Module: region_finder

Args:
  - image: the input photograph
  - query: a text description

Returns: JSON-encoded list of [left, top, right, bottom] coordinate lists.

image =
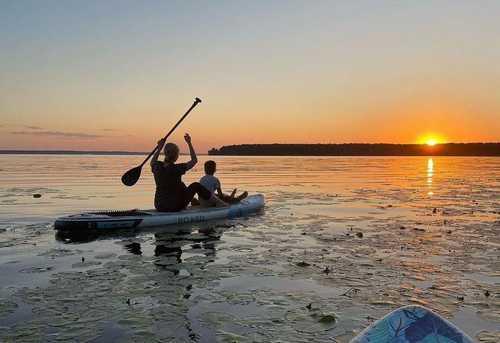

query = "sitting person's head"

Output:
[[163, 143, 179, 163], [204, 160, 216, 175]]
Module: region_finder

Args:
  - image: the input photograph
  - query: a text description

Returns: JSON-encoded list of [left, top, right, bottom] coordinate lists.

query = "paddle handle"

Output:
[[139, 97, 202, 168]]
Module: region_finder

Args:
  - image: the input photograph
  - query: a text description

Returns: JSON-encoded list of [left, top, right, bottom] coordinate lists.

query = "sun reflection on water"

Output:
[[427, 158, 434, 196]]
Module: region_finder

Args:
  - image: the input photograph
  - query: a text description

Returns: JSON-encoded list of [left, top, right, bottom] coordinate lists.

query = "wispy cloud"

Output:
[[10, 131, 103, 138], [24, 125, 43, 130], [102, 128, 116, 132]]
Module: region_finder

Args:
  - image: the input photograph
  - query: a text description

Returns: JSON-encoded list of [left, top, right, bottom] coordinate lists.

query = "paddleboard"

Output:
[[351, 305, 473, 343], [54, 194, 264, 231]]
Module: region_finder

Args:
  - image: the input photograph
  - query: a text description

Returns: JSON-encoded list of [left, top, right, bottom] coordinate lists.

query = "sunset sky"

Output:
[[1, 1, 499, 152]]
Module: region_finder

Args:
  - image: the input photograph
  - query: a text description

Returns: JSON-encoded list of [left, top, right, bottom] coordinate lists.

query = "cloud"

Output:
[[9, 130, 103, 139], [102, 128, 116, 132], [24, 125, 43, 130]]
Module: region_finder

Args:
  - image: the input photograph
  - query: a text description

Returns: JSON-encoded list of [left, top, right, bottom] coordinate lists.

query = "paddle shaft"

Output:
[[139, 98, 201, 168]]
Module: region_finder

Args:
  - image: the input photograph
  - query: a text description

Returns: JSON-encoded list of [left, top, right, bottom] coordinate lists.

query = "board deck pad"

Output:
[[89, 209, 152, 217], [351, 305, 473, 343]]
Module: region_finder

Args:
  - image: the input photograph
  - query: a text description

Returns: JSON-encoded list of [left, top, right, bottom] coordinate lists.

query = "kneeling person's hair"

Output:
[[164, 143, 179, 163]]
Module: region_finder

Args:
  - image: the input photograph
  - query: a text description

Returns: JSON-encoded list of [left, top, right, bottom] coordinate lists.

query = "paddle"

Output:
[[121, 97, 202, 186]]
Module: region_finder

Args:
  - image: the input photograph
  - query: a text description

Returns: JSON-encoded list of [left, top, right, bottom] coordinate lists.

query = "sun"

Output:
[[426, 138, 437, 146], [418, 134, 445, 146]]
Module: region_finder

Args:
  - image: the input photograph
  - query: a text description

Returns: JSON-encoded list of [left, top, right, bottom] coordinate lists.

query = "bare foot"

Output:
[[236, 191, 248, 201], [230, 188, 237, 199]]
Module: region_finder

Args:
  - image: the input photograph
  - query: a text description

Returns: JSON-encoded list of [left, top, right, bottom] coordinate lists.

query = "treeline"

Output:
[[208, 143, 500, 156]]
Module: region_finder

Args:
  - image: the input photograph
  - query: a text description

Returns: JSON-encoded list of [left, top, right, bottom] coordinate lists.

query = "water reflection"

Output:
[[427, 158, 434, 196], [55, 227, 142, 243], [54, 222, 195, 243], [54, 222, 224, 273], [125, 242, 142, 255], [152, 230, 221, 273], [427, 158, 434, 182]]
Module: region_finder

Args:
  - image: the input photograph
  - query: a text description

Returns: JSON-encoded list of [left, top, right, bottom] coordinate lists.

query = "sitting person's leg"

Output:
[[229, 188, 237, 199], [198, 196, 216, 207], [184, 182, 227, 208], [235, 191, 248, 201], [220, 190, 248, 204]]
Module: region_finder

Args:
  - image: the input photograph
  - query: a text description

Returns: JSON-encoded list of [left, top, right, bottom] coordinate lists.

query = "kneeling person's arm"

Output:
[[184, 134, 197, 170]]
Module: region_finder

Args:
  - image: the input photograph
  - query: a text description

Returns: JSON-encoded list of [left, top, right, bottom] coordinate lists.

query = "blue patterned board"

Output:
[[351, 305, 473, 343]]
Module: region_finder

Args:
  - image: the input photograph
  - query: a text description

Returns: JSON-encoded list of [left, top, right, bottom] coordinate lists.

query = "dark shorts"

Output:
[[155, 182, 211, 212]]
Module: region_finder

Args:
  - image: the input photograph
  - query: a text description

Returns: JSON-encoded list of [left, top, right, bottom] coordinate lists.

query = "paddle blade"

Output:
[[121, 166, 142, 186]]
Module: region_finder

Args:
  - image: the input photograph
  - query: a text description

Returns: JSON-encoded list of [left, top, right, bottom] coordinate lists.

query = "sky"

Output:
[[1, 0, 499, 152]]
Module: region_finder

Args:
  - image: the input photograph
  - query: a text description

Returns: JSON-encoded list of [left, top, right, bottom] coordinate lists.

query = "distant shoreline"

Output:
[[0, 150, 147, 155], [208, 143, 500, 156], [0, 150, 212, 156]]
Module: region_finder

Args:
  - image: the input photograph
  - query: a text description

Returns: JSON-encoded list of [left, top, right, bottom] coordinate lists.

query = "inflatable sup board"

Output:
[[351, 305, 473, 343], [55, 194, 264, 231]]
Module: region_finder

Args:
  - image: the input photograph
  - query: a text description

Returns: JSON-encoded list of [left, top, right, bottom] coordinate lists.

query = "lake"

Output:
[[0, 155, 499, 342]]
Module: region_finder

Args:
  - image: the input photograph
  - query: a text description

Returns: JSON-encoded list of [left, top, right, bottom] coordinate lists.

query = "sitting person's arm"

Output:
[[217, 181, 236, 199], [151, 138, 166, 169], [184, 133, 198, 170], [216, 185, 224, 198]]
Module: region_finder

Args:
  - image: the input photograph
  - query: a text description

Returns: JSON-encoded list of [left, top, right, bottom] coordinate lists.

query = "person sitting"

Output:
[[151, 134, 227, 212], [199, 160, 248, 207]]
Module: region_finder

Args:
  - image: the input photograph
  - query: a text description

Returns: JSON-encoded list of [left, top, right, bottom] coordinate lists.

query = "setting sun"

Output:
[[426, 139, 437, 146], [418, 134, 445, 146]]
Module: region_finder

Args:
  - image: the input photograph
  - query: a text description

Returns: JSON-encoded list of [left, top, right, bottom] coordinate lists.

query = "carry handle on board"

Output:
[[121, 97, 202, 186]]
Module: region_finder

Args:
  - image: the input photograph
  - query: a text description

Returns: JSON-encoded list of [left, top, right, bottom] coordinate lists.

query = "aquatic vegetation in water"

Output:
[[38, 248, 82, 259], [0, 298, 18, 318], [1, 156, 499, 341], [477, 330, 500, 342]]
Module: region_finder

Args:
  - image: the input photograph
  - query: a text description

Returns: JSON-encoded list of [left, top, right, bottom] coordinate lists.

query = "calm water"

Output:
[[0, 155, 499, 342]]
